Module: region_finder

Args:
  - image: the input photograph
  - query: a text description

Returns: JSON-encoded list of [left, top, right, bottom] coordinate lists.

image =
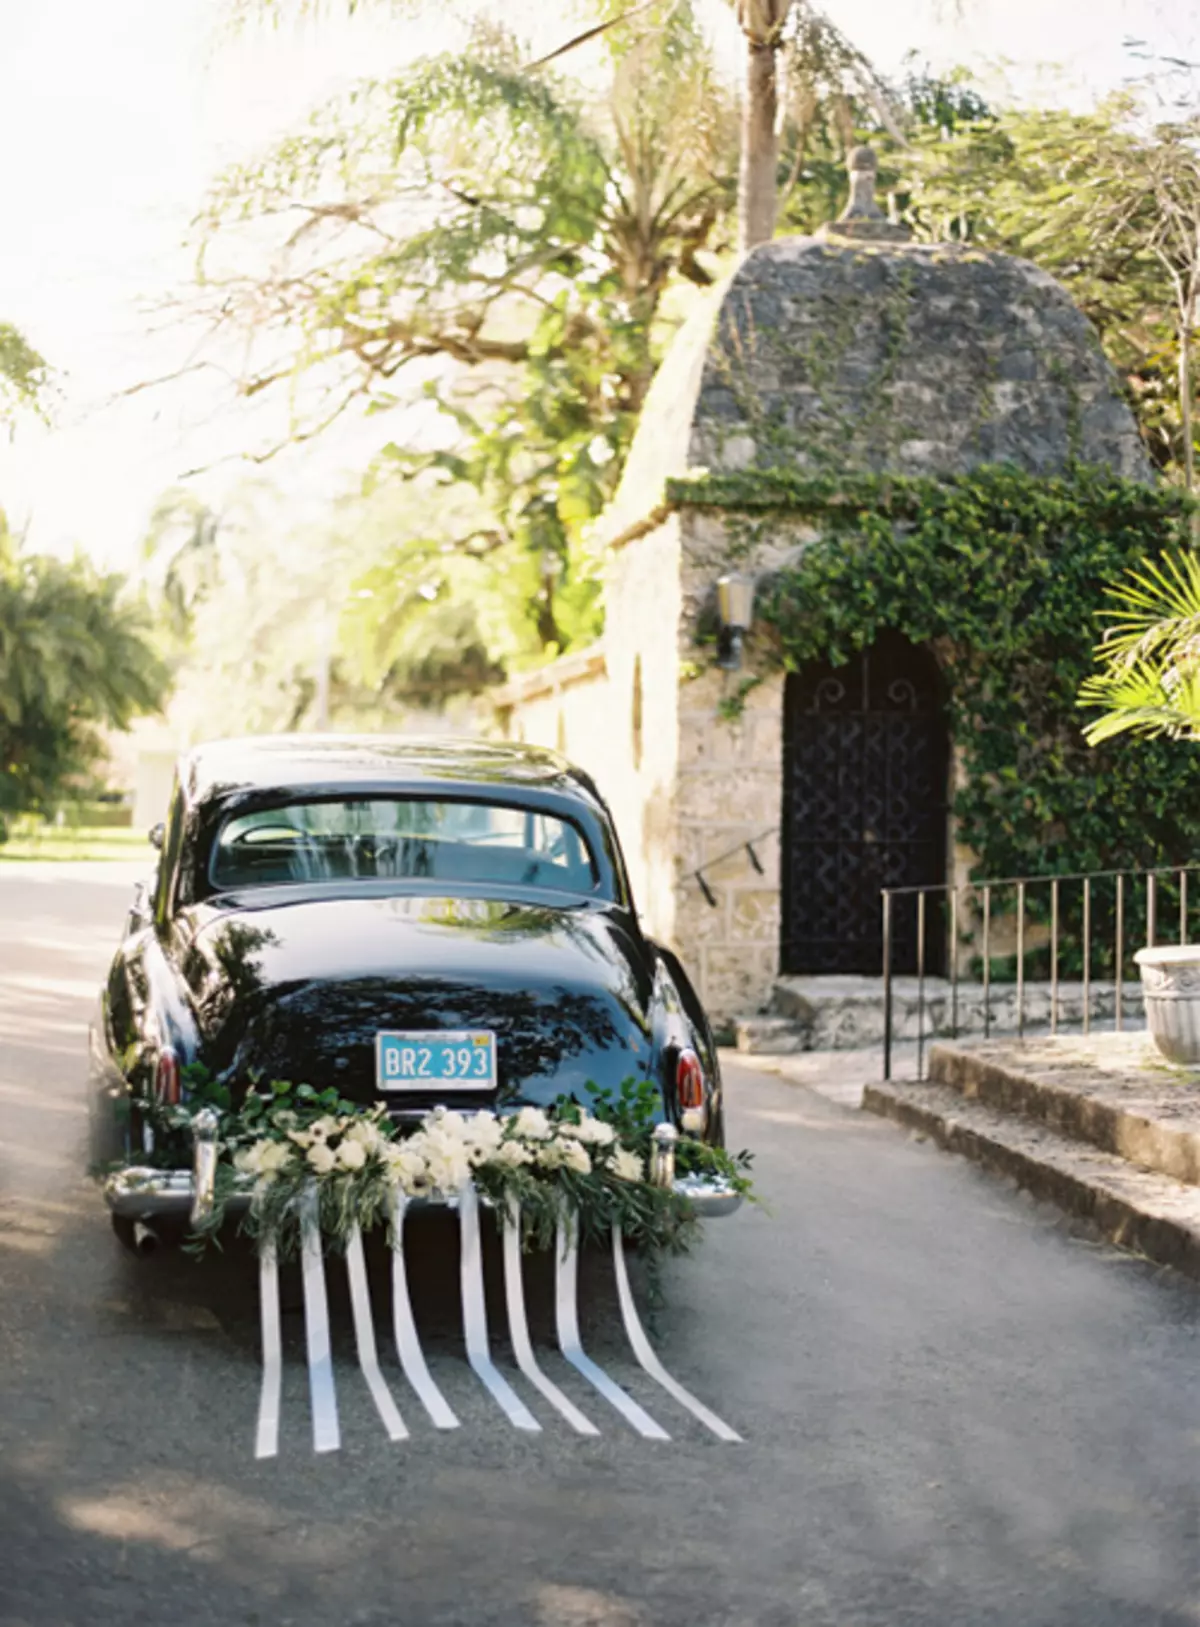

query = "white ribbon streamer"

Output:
[[300, 1195, 340, 1453], [346, 1224, 408, 1442], [254, 1237, 282, 1460], [554, 1212, 668, 1440], [502, 1199, 598, 1436], [611, 1226, 741, 1442], [459, 1182, 540, 1431], [389, 1191, 460, 1430]]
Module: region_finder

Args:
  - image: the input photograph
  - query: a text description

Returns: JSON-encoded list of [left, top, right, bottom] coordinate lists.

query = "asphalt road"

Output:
[[1, 866, 1198, 1627]]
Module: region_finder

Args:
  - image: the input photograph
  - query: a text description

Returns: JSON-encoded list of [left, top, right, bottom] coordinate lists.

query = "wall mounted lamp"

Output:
[[716, 572, 756, 670]]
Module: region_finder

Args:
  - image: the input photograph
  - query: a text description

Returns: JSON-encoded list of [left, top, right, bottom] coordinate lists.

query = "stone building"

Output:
[[493, 150, 1149, 1029]]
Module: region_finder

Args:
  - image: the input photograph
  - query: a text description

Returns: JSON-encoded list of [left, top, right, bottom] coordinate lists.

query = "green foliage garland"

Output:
[[678, 465, 1200, 900], [120, 1071, 754, 1273]]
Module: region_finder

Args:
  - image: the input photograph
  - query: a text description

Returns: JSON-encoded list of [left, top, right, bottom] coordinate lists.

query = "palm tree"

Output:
[[1080, 551, 1200, 742], [732, 0, 793, 250]]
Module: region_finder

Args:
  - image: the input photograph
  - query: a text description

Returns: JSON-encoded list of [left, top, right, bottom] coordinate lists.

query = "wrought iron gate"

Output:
[[781, 631, 948, 975]]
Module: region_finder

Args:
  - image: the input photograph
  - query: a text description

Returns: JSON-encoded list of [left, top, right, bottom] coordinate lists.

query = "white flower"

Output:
[[257, 1141, 291, 1175], [306, 1142, 336, 1175], [345, 1119, 383, 1154], [235, 1139, 291, 1177], [463, 1112, 503, 1151], [536, 1136, 590, 1176], [432, 1146, 472, 1194], [309, 1116, 339, 1142], [431, 1109, 468, 1139], [510, 1106, 552, 1141], [560, 1139, 591, 1176], [611, 1148, 644, 1183], [384, 1143, 430, 1195], [559, 1114, 616, 1147], [491, 1139, 533, 1170], [336, 1138, 368, 1171], [287, 1129, 315, 1149]]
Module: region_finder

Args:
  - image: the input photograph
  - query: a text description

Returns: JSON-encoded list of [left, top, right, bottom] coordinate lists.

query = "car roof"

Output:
[[179, 734, 605, 812]]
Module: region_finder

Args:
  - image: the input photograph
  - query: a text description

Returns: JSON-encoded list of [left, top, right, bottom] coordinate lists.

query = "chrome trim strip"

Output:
[[104, 1166, 741, 1220], [389, 1192, 459, 1430], [104, 1171, 738, 1223], [346, 1224, 408, 1443], [255, 1237, 282, 1460], [554, 1211, 668, 1440], [459, 1182, 540, 1431], [502, 1198, 598, 1436], [300, 1194, 340, 1453], [611, 1225, 741, 1442]]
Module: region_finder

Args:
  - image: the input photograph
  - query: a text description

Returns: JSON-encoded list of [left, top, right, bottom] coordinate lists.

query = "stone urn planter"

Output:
[[1135, 945, 1200, 1064]]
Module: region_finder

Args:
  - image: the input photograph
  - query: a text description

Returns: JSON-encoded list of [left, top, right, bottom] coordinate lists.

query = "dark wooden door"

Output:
[[781, 632, 948, 975]]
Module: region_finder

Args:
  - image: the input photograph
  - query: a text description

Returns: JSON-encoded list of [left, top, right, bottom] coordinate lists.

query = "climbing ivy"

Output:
[[674, 465, 1200, 895]]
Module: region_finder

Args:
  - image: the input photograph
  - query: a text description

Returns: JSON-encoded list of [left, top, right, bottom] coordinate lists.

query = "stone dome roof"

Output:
[[605, 230, 1149, 536], [690, 238, 1148, 481]]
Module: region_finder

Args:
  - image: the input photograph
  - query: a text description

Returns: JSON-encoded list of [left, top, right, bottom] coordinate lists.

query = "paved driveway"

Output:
[[1, 867, 1198, 1627]]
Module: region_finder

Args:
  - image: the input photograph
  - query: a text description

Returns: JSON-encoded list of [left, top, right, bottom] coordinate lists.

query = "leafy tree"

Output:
[[902, 98, 1200, 489], [140, 477, 508, 731], [0, 323, 50, 426], [189, 13, 734, 656], [0, 518, 167, 832]]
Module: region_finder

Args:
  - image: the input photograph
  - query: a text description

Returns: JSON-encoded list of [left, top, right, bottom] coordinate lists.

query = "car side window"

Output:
[[153, 783, 185, 926], [105, 961, 134, 1051]]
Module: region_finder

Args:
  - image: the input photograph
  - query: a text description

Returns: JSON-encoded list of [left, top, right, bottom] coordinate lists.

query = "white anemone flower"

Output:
[[432, 1109, 468, 1139], [491, 1139, 533, 1170], [611, 1148, 645, 1183], [560, 1115, 616, 1147], [336, 1138, 368, 1171], [536, 1136, 590, 1175], [306, 1141, 337, 1175], [235, 1139, 291, 1177], [345, 1119, 383, 1153], [511, 1106, 552, 1141], [257, 1141, 291, 1175], [463, 1111, 503, 1149], [384, 1142, 430, 1195]]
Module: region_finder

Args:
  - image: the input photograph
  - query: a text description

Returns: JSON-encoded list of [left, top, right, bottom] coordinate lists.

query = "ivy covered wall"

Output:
[[674, 466, 1200, 887]]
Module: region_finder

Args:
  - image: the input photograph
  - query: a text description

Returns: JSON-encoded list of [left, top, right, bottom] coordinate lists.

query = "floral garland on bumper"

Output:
[[129, 1075, 753, 1265]]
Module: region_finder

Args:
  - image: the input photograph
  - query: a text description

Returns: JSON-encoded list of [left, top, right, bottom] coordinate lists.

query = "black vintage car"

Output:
[[91, 735, 737, 1249]]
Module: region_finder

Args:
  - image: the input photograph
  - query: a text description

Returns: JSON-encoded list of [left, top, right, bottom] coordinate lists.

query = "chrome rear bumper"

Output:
[[102, 1113, 743, 1227]]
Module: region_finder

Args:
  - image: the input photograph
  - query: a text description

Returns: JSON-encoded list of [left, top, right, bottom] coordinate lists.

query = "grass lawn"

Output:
[[0, 823, 152, 862]]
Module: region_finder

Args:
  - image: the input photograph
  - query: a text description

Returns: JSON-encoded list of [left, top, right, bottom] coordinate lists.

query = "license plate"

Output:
[[375, 1030, 497, 1091]]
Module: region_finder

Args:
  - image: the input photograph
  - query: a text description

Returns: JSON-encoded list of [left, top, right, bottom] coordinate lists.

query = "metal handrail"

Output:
[[881, 863, 1200, 1081]]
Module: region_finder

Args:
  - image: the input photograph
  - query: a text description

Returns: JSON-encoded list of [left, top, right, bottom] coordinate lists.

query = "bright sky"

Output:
[[0, 0, 1196, 567]]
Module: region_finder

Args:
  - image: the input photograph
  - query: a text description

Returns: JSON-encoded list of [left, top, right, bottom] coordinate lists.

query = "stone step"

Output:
[[862, 1078, 1200, 1282], [735, 976, 1145, 1054], [928, 1037, 1200, 1187]]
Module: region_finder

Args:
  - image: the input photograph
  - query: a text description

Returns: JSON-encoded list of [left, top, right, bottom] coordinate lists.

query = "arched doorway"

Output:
[[781, 631, 948, 976]]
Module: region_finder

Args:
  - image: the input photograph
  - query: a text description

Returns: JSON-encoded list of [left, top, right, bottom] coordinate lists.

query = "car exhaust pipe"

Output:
[[132, 1220, 159, 1256]]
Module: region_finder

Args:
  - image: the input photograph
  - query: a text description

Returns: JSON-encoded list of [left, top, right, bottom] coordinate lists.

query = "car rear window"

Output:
[[210, 798, 599, 896]]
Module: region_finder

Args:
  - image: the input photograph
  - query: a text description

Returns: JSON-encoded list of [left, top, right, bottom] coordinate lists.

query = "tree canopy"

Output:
[[0, 518, 167, 831], [902, 98, 1200, 489]]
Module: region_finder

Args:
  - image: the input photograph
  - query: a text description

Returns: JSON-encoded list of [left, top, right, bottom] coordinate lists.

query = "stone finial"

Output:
[[816, 143, 913, 244]]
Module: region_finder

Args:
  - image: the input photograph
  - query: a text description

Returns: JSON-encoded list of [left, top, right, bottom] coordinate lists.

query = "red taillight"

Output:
[[155, 1047, 181, 1106], [676, 1048, 705, 1111]]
